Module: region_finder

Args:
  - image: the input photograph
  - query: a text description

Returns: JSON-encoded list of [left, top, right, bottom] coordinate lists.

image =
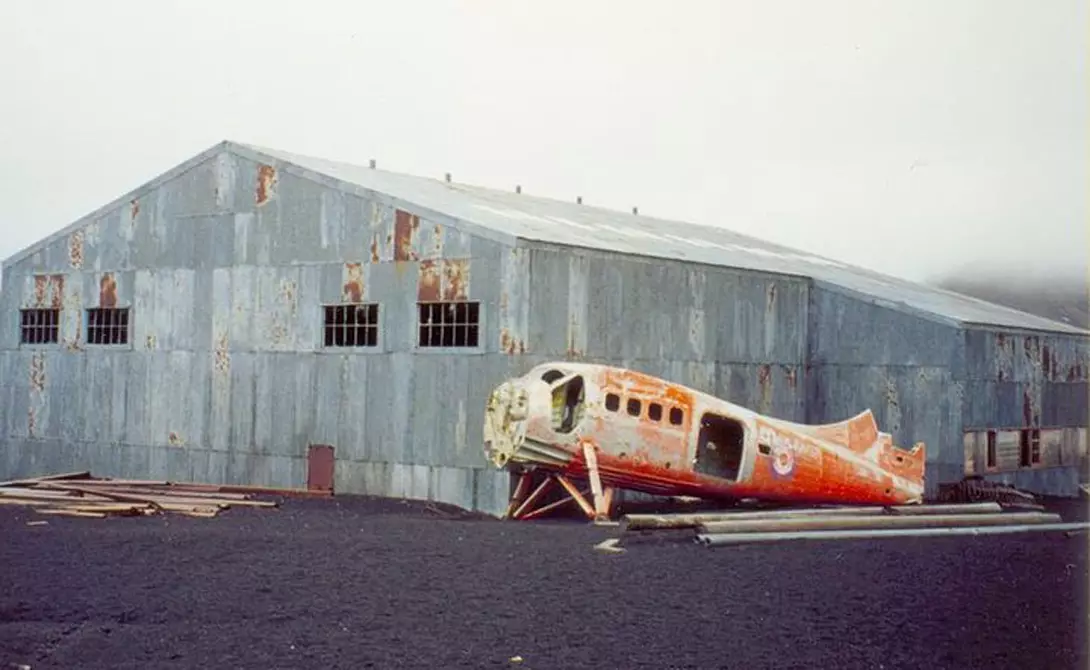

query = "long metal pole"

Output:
[[621, 502, 1004, 531], [697, 522, 1090, 547], [698, 512, 1061, 535]]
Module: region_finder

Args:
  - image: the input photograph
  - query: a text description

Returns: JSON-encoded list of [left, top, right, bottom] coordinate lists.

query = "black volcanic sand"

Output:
[[1, 495, 1087, 670]]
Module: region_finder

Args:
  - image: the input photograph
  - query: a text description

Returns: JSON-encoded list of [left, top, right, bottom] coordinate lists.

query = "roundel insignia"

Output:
[[770, 443, 796, 478]]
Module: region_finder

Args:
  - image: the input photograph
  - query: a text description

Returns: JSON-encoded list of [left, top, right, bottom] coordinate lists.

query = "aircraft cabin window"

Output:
[[605, 393, 620, 412], [626, 398, 641, 417], [648, 402, 663, 422], [669, 407, 684, 425]]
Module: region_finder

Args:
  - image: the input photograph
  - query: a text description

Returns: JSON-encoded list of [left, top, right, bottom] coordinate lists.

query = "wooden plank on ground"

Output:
[[0, 471, 92, 487]]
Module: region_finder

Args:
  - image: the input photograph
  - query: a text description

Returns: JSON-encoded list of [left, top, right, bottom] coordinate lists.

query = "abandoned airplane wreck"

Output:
[[0, 140, 1087, 516]]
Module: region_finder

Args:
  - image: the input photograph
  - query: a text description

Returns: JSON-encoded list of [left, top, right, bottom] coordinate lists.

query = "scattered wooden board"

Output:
[[2, 471, 288, 521]]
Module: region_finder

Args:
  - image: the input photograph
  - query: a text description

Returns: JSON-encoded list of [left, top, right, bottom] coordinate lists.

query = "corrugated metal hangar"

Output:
[[1, 141, 1086, 514]]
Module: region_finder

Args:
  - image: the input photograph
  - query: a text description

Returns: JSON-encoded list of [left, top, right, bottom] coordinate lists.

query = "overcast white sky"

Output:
[[0, 0, 1085, 286]]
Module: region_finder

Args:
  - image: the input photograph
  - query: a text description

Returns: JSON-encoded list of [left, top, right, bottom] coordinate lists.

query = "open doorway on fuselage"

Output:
[[693, 413, 746, 481]]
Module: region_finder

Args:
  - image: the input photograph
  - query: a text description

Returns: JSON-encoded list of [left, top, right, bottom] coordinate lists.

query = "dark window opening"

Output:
[[758, 443, 771, 455], [669, 407, 684, 426], [417, 301, 479, 348], [86, 308, 129, 345], [694, 413, 746, 482], [20, 309, 60, 345], [648, 402, 663, 422], [605, 393, 620, 412], [323, 303, 379, 348], [626, 398, 641, 417], [551, 375, 585, 434], [1019, 429, 1041, 467], [985, 431, 997, 468]]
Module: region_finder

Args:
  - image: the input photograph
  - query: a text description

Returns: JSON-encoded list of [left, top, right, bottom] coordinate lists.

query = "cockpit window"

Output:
[[541, 369, 565, 384]]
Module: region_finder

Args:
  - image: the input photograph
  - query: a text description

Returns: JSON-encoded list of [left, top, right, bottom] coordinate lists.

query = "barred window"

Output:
[[20, 309, 60, 345], [86, 308, 129, 345], [417, 301, 479, 348], [323, 303, 379, 348]]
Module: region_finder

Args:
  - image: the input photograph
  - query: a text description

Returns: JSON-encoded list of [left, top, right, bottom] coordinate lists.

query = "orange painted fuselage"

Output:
[[483, 362, 926, 506]]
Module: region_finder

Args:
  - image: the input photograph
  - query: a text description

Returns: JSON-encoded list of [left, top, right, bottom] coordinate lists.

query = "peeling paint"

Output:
[[441, 259, 470, 301], [393, 209, 420, 262], [432, 224, 444, 259], [130, 198, 140, 222], [342, 263, 365, 303], [757, 364, 772, 413], [99, 273, 118, 308], [29, 352, 45, 393], [214, 333, 230, 374], [68, 230, 84, 269], [418, 260, 441, 302], [168, 431, 185, 447], [370, 233, 381, 263], [145, 334, 157, 350], [33, 275, 47, 308], [501, 328, 526, 355], [27, 408, 37, 438], [566, 313, 583, 359], [256, 164, 277, 205], [783, 365, 798, 389]]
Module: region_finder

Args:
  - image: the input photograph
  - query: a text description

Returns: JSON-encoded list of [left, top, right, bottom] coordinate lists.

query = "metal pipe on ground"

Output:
[[699, 511, 1061, 535], [696, 522, 1090, 547], [621, 502, 1003, 532]]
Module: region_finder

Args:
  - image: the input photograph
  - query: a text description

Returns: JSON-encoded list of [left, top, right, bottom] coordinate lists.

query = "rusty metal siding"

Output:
[[806, 284, 965, 492], [962, 328, 1089, 429]]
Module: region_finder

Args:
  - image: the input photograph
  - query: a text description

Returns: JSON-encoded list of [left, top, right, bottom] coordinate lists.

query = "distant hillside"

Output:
[[936, 275, 1089, 331]]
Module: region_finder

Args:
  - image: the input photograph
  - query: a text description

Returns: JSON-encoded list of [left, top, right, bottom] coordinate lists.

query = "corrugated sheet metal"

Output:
[[197, 141, 1086, 335], [1, 142, 1086, 510]]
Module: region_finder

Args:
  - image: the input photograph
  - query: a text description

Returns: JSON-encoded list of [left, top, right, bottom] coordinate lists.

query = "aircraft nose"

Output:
[[483, 381, 531, 468]]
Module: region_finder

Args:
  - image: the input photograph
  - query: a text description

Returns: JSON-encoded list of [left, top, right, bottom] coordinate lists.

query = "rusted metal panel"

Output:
[[567, 254, 589, 359], [418, 260, 441, 302], [68, 230, 84, 269], [441, 258, 470, 301], [393, 208, 420, 262], [24, 274, 64, 310], [341, 262, 367, 303], [99, 273, 118, 308], [499, 247, 529, 354], [256, 164, 277, 206]]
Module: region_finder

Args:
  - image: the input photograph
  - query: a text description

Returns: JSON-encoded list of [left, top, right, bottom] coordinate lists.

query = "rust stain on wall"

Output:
[[49, 275, 64, 310], [1022, 388, 1041, 426], [342, 263, 365, 302], [441, 259, 470, 300], [33, 276, 47, 308], [783, 365, 798, 389], [418, 260, 441, 301], [168, 431, 185, 447], [370, 234, 381, 263], [29, 353, 45, 393], [1042, 345, 1052, 380], [501, 328, 526, 355], [432, 224, 444, 259], [256, 164, 277, 205], [765, 284, 777, 314], [130, 199, 140, 222], [757, 364, 773, 413], [214, 333, 230, 374], [393, 209, 420, 262], [27, 408, 37, 438], [566, 314, 583, 359], [146, 334, 157, 351], [68, 230, 84, 269], [99, 273, 118, 308]]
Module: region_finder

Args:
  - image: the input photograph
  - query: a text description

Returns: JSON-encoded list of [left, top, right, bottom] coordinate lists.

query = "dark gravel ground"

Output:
[[0, 495, 1087, 670]]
